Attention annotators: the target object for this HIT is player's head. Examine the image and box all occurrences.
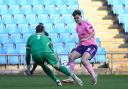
[36,23,45,33]
[72,9,82,24]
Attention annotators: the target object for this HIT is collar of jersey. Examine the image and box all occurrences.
[36,32,44,35]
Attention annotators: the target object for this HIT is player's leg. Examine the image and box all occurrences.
[62,50,81,83]
[32,53,62,86]
[54,63,83,86]
[81,45,98,85]
[67,46,84,72]
[40,63,62,86]
[66,48,76,73]
[81,53,97,85]
[45,53,83,86]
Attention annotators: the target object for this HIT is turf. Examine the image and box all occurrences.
[0,75,128,89]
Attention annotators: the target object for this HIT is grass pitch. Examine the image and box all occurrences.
[0,75,128,89]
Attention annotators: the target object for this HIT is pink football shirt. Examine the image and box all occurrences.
[76,20,97,46]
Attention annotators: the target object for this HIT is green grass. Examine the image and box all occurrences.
[0,75,128,89]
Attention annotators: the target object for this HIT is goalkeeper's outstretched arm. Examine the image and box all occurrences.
[26,46,31,68]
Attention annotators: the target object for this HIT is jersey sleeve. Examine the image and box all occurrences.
[26,36,31,50]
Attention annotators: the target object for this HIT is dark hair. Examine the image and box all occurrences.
[36,23,44,33]
[72,9,81,17]
[39,23,43,25]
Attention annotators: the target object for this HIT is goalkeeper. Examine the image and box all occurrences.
[25,23,83,86]
[26,25,52,75]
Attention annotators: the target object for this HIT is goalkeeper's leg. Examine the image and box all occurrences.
[62,59,75,83]
[62,48,77,83]
[41,63,62,86]
[54,63,83,86]
[46,52,83,86]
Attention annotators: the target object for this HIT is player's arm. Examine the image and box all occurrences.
[49,41,54,51]
[45,32,53,50]
[48,37,54,51]
[26,38,31,69]
[26,46,30,66]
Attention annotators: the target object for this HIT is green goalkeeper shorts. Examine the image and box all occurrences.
[32,52,58,67]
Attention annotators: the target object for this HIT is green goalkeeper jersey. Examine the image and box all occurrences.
[26,33,53,55]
